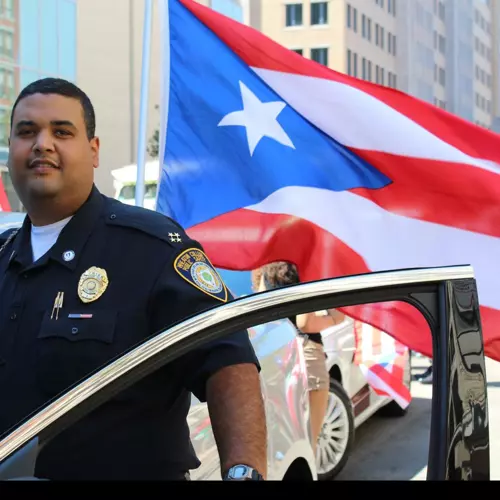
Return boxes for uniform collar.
[9,185,104,272]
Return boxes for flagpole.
[135,0,154,208]
[158,0,170,186]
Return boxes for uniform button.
[72,327,79,335]
[10,313,17,320]
[109,214,117,220]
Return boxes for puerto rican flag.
[354,322,411,409]
[156,0,500,362]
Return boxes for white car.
[318,316,411,480]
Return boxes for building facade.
[248,0,399,87]
[0,0,77,212]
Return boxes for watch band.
[223,464,264,481]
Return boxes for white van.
[111,161,160,211]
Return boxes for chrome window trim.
[0,265,474,462]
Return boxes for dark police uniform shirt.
[0,185,260,480]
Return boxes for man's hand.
[206,363,267,479]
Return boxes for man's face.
[8,93,99,206]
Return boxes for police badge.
[78,266,109,303]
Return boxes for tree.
[147,104,160,159]
[147,127,160,159]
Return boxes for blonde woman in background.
[251,262,345,455]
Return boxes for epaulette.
[104,198,190,248]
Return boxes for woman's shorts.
[301,338,329,392]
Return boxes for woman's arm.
[297,309,346,333]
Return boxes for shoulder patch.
[174,247,228,303]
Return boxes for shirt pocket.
[36,309,117,398]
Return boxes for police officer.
[0,78,267,481]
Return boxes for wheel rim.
[316,391,350,475]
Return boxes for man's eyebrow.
[14,120,35,128]
[50,120,76,128]
[14,119,76,128]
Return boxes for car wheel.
[377,350,412,418]
[316,379,354,481]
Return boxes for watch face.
[232,466,249,479]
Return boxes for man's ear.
[90,136,100,169]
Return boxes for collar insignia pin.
[63,250,75,262]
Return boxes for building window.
[352,52,357,77]
[367,18,371,40]
[439,67,445,86]
[362,14,366,37]
[438,34,445,54]
[291,48,303,56]
[367,60,372,81]
[362,57,367,79]
[347,4,351,28]
[438,1,445,20]
[311,1,328,25]
[375,24,379,45]
[347,49,351,74]
[311,47,328,66]
[0,0,14,20]
[0,28,14,59]
[352,7,357,32]
[0,67,14,101]
[285,3,303,27]
[380,26,384,50]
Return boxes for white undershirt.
[31,216,73,262]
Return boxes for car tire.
[316,379,355,481]
[377,351,412,418]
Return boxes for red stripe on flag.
[349,151,500,238]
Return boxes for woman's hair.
[251,261,300,292]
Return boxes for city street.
[335,356,500,480]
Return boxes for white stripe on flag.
[252,68,500,176]
[245,185,500,310]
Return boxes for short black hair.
[10,77,96,140]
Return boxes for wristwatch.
[223,464,264,481]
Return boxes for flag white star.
[218,81,295,156]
